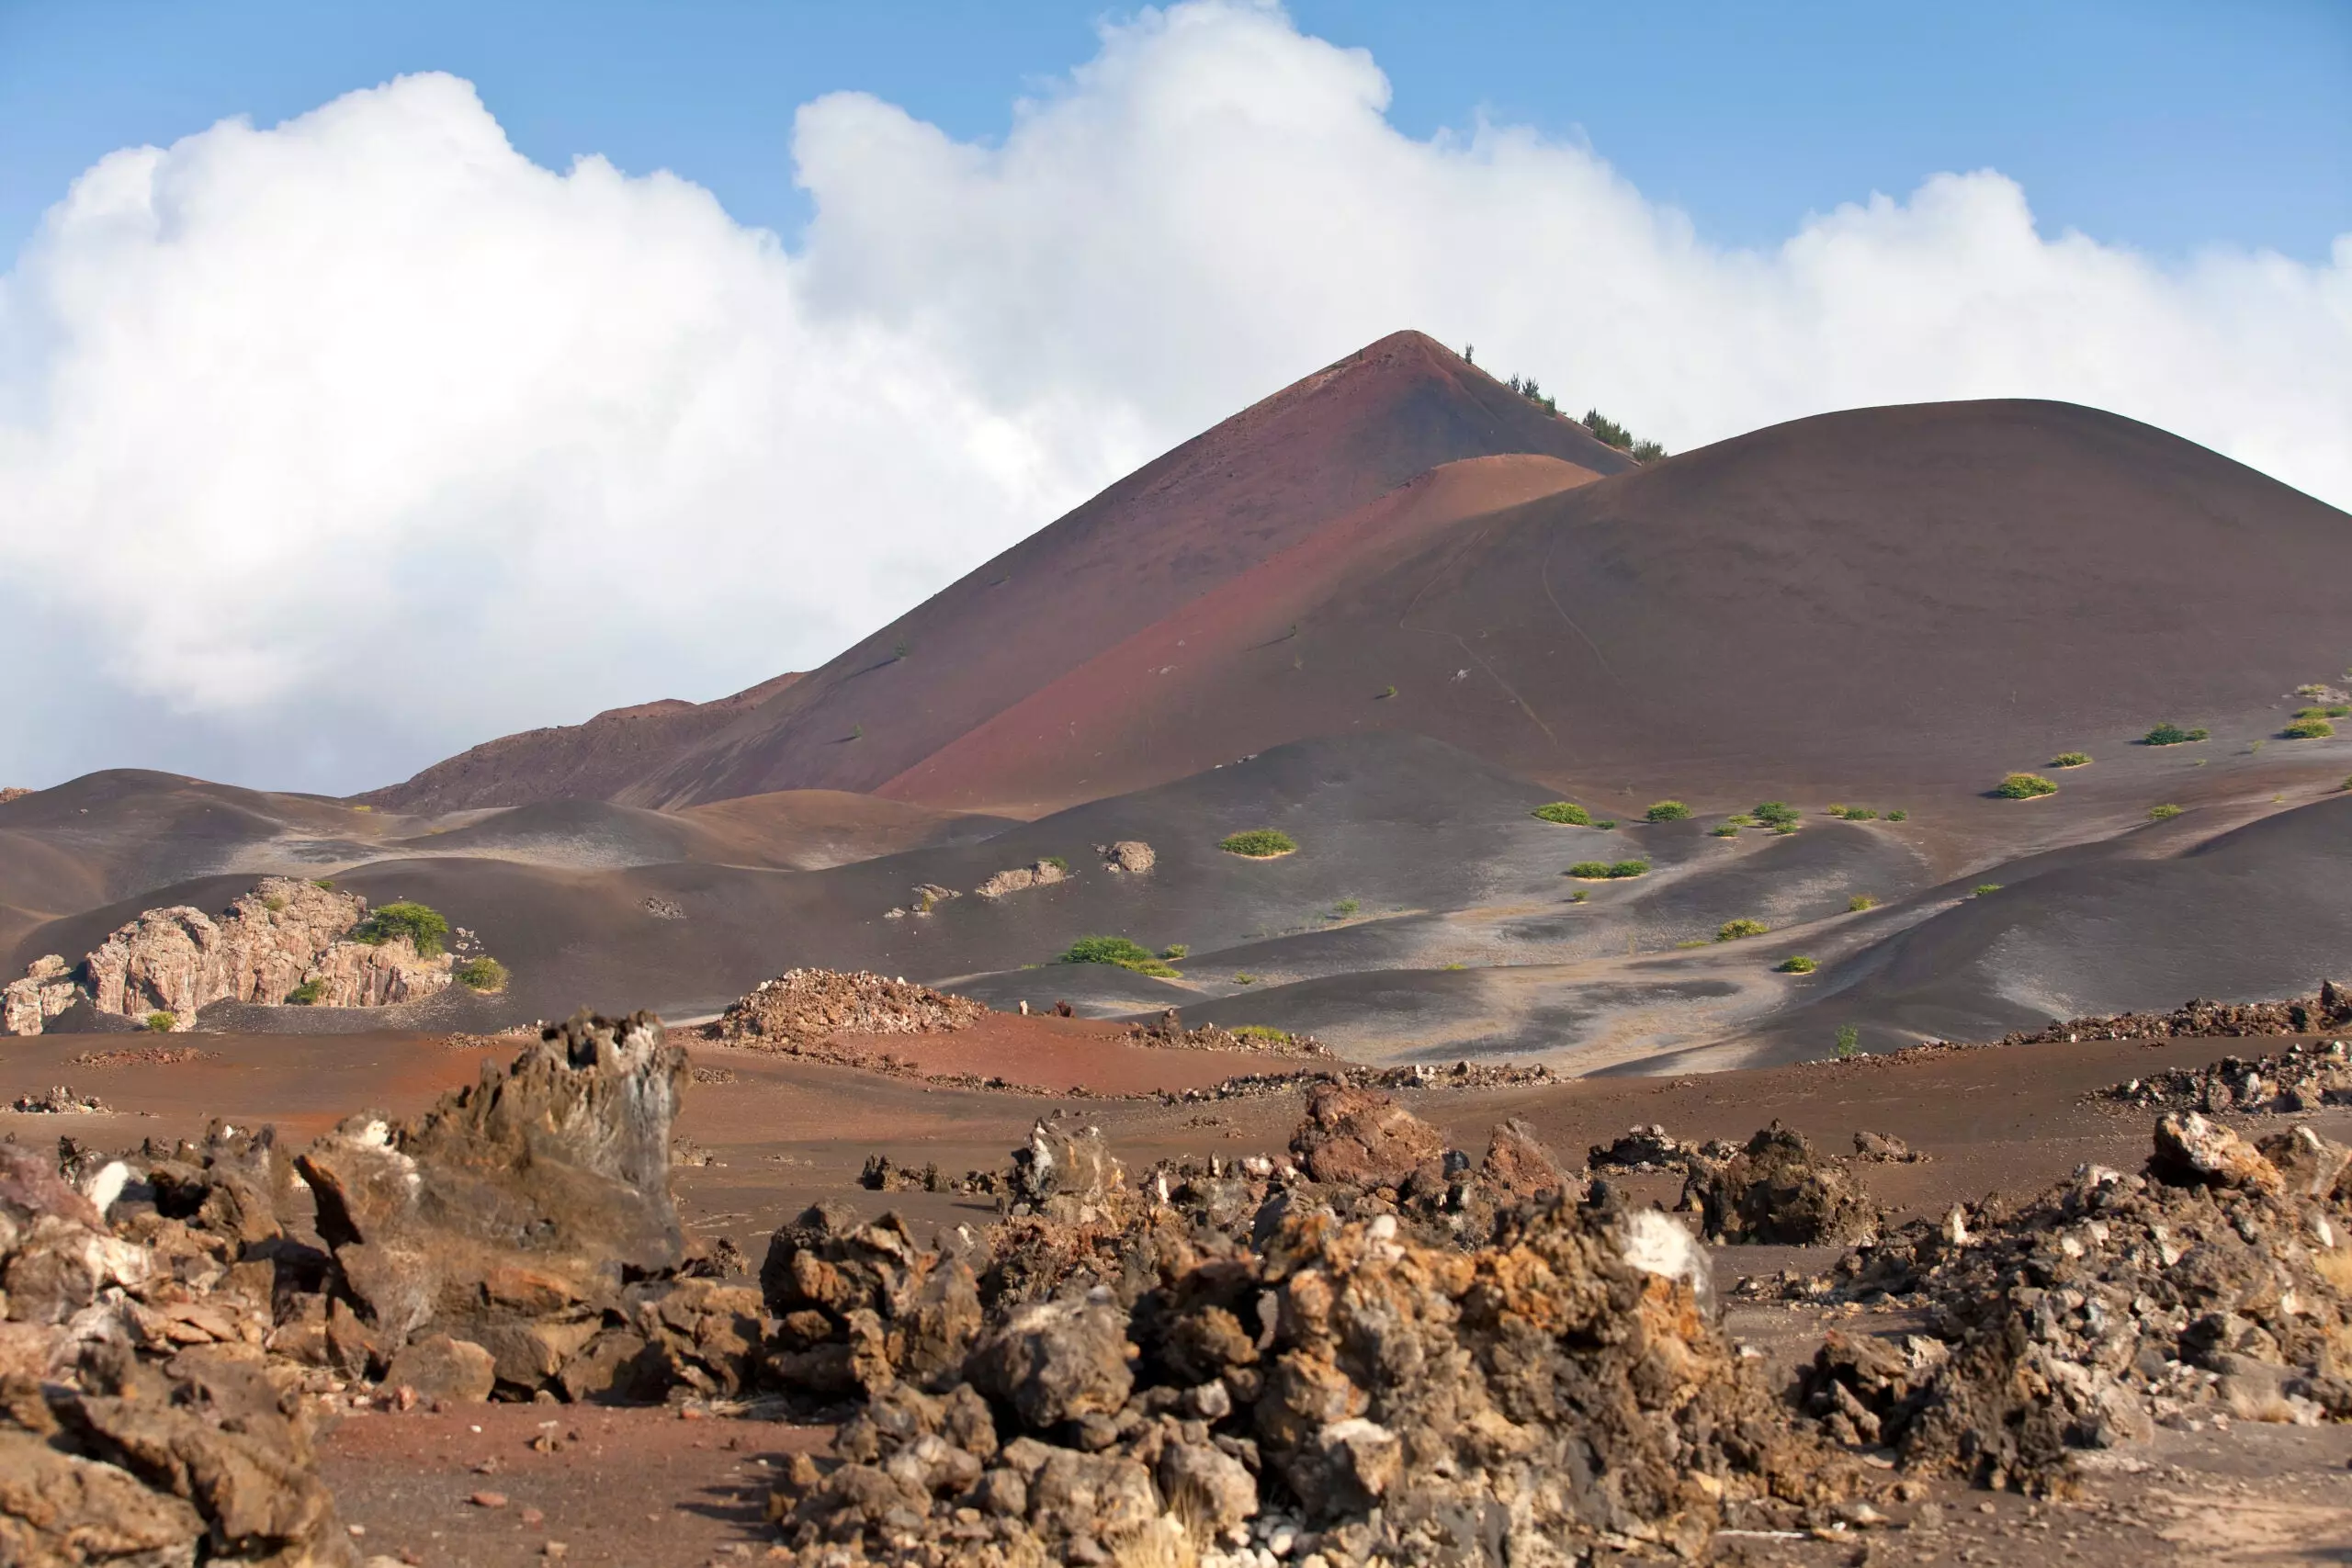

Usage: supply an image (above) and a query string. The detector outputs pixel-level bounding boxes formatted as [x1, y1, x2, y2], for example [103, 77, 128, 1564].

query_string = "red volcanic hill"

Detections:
[878, 399, 2352, 811]
[360, 332, 1632, 813]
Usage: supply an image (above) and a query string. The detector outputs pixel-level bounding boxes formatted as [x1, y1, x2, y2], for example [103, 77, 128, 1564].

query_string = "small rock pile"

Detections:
[1794, 1111, 2352, 1495]
[1157, 1057, 1564, 1108]
[1096, 840, 1155, 873]
[2101, 1037, 2352, 1114]
[1119, 1010, 1336, 1060]
[8, 1086, 112, 1114]
[761, 1092, 1866, 1565]
[1976, 980, 2352, 1049]
[1587, 1123, 1732, 1173]
[707, 970, 987, 1054]
[975, 862, 1069, 899]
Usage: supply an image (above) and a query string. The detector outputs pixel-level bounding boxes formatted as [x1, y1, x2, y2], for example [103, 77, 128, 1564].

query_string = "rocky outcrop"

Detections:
[0, 786, 28, 805]
[975, 861, 1069, 899]
[2, 955, 80, 1035]
[1683, 1122, 1882, 1245]
[5, 877, 457, 1035]
[296, 1011, 690, 1389]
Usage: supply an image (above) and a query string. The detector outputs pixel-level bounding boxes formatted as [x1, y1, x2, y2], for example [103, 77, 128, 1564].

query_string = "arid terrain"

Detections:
[5, 329, 2352, 1564]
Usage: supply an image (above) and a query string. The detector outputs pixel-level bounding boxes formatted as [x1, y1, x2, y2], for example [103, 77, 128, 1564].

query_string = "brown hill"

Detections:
[871, 398, 2352, 812]
[358, 332, 1634, 814]
[355, 672, 803, 814]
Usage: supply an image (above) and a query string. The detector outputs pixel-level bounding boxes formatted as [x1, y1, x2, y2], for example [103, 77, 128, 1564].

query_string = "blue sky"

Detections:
[5, 0, 2346, 267]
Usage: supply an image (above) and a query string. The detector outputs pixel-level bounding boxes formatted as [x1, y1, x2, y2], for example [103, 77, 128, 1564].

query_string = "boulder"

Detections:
[2150, 1111, 2283, 1193]
[1097, 841, 1156, 874]
[1685, 1123, 1881, 1245]
[967, 1293, 1136, 1431]
[1477, 1118, 1569, 1199]
[1288, 1084, 1448, 1190]
[1, 956, 82, 1038]
[381, 1334, 496, 1404]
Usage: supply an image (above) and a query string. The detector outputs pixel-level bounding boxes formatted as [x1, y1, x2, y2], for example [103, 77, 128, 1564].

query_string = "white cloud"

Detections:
[3, 0, 2346, 792]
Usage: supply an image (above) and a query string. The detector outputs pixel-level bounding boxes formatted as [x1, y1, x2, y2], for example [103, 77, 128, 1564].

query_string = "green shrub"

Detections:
[286, 980, 324, 1006]
[1710, 824, 1739, 838]
[2051, 752, 2092, 768]
[1377, 684, 1396, 700]
[1994, 773, 2058, 799]
[1675, 939, 1710, 949]
[2285, 717, 2335, 739]
[1751, 802, 1800, 827]
[351, 901, 449, 955]
[1885, 809, 1908, 822]
[1566, 861, 1612, 879]
[1220, 829, 1296, 858]
[1777, 956, 1818, 974]
[1568, 889, 1590, 903]
[311, 879, 334, 890]
[1644, 800, 1691, 822]
[1849, 894, 1878, 912]
[145, 1012, 175, 1032]
[1232, 1024, 1293, 1043]
[1061, 936, 1180, 976]
[1233, 973, 1259, 985]
[1837, 807, 1879, 821]
[2331, 705, 2352, 719]
[1041, 854, 1069, 872]
[2147, 803, 2183, 821]
[2141, 722, 2208, 746]
[1824, 803, 1847, 817]
[1724, 815, 1754, 828]
[1532, 802, 1593, 826]
[1834, 1023, 1860, 1060]
[1594, 819, 1619, 831]
[1441, 962, 1468, 971]
[1608, 860, 1650, 879]
[1160, 944, 1189, 961]
[263, 895, 287, 912]
[1329, 897, 1361, 919]
[1772, 824, 1799, 835]
[1973, 884, 2003, 897]
[1716, 919, 1769, 942]
[456, 956, 508, 992]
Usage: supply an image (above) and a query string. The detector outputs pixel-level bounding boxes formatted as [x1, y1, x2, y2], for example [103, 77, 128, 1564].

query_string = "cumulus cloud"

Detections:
[3, 0, 2346, 792]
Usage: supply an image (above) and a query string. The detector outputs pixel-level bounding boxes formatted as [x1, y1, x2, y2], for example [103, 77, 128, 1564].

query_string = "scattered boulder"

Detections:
[1685, 1122, 1881, 1245]
[1476, 1118, 1572, 1199]
[1096, 841, 1156, 874]
[1853, 1130, 1926, 1163]
[975, 862, 1069, 899]
[2147, 1111, 2281, 1192]
[9, 1086, 110, 1114]
[381, 1333, 496, 1404]
[2, 955, 81, 1037]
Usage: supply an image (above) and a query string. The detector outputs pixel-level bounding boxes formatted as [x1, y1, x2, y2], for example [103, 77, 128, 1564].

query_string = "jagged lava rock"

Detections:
[1686, 1122, 1881, 1245]
[295, 1010, 684, 1372]
[1288, 1082, 1448, 1190]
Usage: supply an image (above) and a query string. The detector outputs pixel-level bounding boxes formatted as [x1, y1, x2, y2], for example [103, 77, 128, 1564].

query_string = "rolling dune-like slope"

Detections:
[878, 399, 2352, 812]
[355, 672, 804, 814]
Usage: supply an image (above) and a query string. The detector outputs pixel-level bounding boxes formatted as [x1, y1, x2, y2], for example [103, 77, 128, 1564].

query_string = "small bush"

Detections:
[1041, 854, 1069, 872]
[2331, 705, 2352, 719]
[351, 901, 449, 955]
[263, 895, 287, 912]
[1233, 972, 1259, 985]
[456, 956, 508, 992]
[2050, 751, 2092, 768]
[1377, 684, 1396, 700]
[1824, 803, 1847, 817]
[2141, 722, 2208, 746]
[1834, 1023, 1860, 1060]
[1675, 939, 1710, 950]
[1710, 824, 1739, 837]
[1751, 802, 1800, 827]
[1724, 814, 1754, 828]
[1061, 936, 1180, 977]
[1715, 918, 1770, 942]
[1220, 829, 1297, 858]
[1442, 962, 1468, 971]
[1329, 897, 1361, 919]
[2147, 804, 2183, 821]
[1532, 802, 1593, 826]
[1232, 1024, 1293, 1043]
[1973, 884, 2003, 897]
[1160, 944, 1189, 960]
[311, 879, 334, 890]
[1608, 860, 1650, 878]
[1772, 824, 1799, 835]
[1566, 861, 1611, 879]
[1568, 889, 1590, 903]
[1849, 894, 1878, 912]
[286, 980, 324, 1006]
[1594, 819, 1619, 831]
[1837, 807, 1879, 821]
[1645, 800, 1691, 822]
[1994, 773, 2059, 799]
[1567, 859, 1648, 880]
[146, 1012, 175, 1032]
[1777, 956, 1817, 974]
[2285, 717, 2335, 739]
[1885, 809, 1908, 822]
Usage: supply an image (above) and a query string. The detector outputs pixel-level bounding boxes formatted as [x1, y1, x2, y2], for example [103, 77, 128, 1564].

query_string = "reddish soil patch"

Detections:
[319, 1401, 829, 1568]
